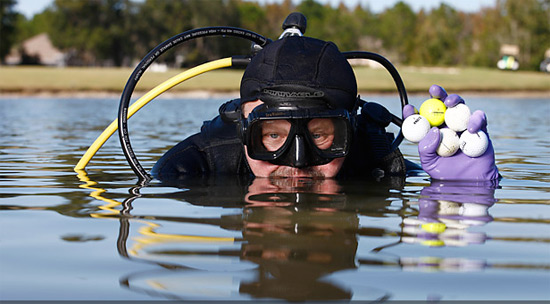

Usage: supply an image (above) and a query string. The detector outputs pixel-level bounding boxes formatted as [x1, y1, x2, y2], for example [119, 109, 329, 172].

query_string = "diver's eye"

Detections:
[260, 120, 291, 151]
[307, 118, 335, 150]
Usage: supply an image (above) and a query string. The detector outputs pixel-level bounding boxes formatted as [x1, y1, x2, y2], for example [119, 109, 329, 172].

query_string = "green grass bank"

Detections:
[1, 66, 548, 96]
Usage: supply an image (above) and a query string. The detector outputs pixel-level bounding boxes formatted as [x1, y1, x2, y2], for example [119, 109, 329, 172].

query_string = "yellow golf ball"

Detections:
[421, 222, 447, 234]
[419, 98, 447, 127]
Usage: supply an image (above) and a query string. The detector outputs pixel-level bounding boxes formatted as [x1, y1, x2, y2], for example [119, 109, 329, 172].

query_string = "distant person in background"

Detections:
[497, 55, 519, 71]
[540, 50, 550, 73]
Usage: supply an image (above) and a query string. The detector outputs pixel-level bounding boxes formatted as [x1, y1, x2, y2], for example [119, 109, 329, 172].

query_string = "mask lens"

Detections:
[260, 120, 291, 152]
[248, 118, 293, 159]
[307, 118, 335, 150]
[307, 117, 349, 157]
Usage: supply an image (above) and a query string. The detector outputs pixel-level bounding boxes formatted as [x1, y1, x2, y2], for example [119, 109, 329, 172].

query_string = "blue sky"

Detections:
[15, 0, 497, 18]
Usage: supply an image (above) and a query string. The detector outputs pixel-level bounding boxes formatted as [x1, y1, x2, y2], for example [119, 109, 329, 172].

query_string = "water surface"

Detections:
[0, 94, 549, 301]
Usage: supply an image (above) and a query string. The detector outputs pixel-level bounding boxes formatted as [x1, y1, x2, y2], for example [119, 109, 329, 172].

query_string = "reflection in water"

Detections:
[61, 234, 105, 242]
[239, 178, 359, 300]
[403, 180, 498, 248]
[77, 172, 508, 301]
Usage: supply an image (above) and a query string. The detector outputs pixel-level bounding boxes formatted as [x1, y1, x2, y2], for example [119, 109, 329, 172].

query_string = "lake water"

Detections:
[0, 94, 549, 301]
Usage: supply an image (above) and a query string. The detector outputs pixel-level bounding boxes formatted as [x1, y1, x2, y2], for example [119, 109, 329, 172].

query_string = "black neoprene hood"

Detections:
[240, 36, 358, 111]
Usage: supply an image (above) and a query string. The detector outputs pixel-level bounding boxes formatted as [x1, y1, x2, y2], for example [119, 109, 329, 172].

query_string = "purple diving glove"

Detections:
[403, 85, 500, 181]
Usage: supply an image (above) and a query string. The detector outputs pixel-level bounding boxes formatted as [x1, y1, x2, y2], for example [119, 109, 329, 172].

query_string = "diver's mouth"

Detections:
[269, 166, 326, 179]
[266, 174, 342, 195]
[270, 176, 320, 191]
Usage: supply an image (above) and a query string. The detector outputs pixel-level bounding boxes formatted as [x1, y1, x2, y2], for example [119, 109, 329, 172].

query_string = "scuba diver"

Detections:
[151, 34, 499, 182]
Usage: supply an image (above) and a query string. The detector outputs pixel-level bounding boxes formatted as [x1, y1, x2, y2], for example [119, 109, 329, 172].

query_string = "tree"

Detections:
[0, 0, 18, 63]
[377, 1, 416, 63]
[237, 1, 268, 35]
[351, 5, 384, 54]
[352, 4, 378, 38]
[131, 0, 194, 65]
[294, 0, 359, 50]
[263, 0, 294, 39]
[47, 0, 134, 66]
[14, 9, 54, 42]
[467, 6, 503, 67]
[295, 0, 328, 40]
[324, 3, 360, 51]
[410, 4, 463, 65]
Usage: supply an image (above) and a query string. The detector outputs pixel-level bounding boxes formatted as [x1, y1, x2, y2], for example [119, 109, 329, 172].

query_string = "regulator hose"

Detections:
[117, 27, 270, 181]
[75, 57, 234, 172]
[343, 51, 408, 151]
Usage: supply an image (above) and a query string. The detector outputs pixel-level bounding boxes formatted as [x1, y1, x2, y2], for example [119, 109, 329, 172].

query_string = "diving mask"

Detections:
[241, 106, 354, 168]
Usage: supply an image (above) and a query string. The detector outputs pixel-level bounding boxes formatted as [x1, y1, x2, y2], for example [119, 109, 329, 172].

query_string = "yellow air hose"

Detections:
[74, 57, 233, 171]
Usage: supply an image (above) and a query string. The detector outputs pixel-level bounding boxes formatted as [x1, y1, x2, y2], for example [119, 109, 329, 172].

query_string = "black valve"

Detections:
[282, 12, 307, 34]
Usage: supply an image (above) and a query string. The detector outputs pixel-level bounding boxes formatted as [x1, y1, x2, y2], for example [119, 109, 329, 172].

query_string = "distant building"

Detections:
[5, 33, 66, 66]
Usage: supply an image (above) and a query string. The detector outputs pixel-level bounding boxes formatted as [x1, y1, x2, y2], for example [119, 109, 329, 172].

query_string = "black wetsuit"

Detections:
[152, 101, 416, 181]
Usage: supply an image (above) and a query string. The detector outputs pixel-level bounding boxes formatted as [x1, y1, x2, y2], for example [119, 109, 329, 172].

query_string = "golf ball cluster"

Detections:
[403, 99, 489, 157]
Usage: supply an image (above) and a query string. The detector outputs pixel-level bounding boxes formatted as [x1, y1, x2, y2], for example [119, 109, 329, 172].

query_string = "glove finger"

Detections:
[419, 127, 441, 157]
[429, 85, 448, 101]
[444, 94, 465, 108]
[468, 110, 488, 133]
[403, 104, 417, 119]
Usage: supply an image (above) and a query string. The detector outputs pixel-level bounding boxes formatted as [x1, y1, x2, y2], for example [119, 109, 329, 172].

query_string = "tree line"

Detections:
[1, 0, 549, 70]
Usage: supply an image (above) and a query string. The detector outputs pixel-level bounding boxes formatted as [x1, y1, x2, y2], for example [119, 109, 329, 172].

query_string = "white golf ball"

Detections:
[436, 128, 460, 157]
[402, 114, 431, 143]
[445, 103, 471, 132]
[460, 130, 489, 157]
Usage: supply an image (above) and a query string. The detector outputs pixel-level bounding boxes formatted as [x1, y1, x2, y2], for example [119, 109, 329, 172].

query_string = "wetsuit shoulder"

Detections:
[151, 133, 209, 179]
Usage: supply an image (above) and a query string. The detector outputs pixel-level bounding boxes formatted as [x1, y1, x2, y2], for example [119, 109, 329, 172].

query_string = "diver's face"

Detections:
[242, 100, 345, 178]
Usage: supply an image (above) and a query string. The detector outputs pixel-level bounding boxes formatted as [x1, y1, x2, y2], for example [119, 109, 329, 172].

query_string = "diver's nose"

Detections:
[291, 135, 308, 168]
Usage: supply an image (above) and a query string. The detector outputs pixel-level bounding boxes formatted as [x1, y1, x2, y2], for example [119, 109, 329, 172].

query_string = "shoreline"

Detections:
[1, 89, 550, 99]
